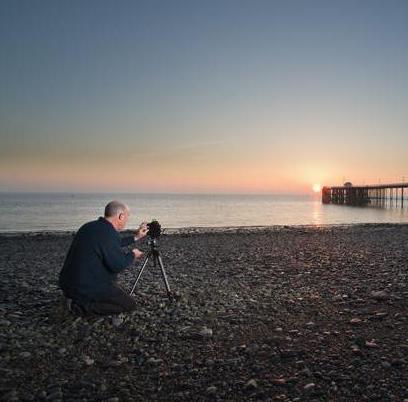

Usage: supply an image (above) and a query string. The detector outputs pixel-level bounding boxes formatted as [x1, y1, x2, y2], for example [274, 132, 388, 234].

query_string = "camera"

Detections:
[147, 220, 162, 239]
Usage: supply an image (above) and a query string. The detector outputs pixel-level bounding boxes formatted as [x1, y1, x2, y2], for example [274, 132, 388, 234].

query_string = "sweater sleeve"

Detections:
[120, 235, 135, 247]
[100, 236, 135, 273]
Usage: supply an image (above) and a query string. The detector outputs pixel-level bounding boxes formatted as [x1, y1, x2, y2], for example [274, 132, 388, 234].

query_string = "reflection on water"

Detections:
[0, 193, 408, 232]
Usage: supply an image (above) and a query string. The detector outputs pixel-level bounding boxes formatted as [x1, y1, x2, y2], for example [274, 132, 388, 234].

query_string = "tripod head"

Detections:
[147, 238, 160, 255]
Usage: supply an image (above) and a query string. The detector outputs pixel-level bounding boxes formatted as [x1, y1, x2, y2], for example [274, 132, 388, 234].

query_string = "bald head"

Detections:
[104, 200, 128, 218]
[104, 201, 130, 231]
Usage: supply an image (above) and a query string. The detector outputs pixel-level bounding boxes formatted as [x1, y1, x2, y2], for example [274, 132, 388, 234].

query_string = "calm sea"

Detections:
[0, 192, 408, 232]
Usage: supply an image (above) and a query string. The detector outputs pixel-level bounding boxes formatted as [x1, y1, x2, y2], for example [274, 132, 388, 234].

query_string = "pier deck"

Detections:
[322, 182, 408, 207]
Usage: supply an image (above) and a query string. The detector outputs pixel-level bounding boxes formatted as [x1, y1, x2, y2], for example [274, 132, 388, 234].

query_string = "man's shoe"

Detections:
[65, 297, 85, 315]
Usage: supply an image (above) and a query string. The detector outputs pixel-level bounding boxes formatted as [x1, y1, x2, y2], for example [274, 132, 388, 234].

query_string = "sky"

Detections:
[1, 0, 408, 194]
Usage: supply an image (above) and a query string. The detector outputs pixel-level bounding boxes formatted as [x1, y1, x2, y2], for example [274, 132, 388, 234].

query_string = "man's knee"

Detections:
[118, 292, 137, 312]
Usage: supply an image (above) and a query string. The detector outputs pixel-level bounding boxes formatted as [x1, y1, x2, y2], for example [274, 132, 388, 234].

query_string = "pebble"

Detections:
[350, 318, 362, 324]
[206, 386, 217, 395]
[365, 341, 378, 348]
[111, 315, 124, 327]
[304, 383, 315, 390]
[272, 378, 287, 385]
[146, 357, 163, 365]
[245, 379, 258, 390]
[83, 356, 94, 365]
[371, 290, 389, 301]
[199, 326, 213, 338]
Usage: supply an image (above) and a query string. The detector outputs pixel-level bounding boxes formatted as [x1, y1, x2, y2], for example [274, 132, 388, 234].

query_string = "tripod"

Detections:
[129, 238, 172, 300]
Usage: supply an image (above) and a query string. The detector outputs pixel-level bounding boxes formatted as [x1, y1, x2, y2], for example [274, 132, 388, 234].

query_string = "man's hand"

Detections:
[134, 222, 148, 241]
[132, 248, 144, 260]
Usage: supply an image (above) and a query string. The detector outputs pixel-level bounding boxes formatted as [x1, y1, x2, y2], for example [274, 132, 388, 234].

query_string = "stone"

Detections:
[365, 341, 378, 348]
[350, 318, 362, 324]
[304, 383, 315, 390]
[111, 314, 125, 327]
[370, 291, 389, 301]
[83, 356, 94, 365]
[146, 357, 163, 365]
[206, 386, 217, 395]
[199, 327, 213, 338]
[245, 379, 258, 390]
[272, 378, 287, 385]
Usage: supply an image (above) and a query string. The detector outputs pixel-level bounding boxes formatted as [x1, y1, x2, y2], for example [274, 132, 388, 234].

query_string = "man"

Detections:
[59, 200, 148, 315]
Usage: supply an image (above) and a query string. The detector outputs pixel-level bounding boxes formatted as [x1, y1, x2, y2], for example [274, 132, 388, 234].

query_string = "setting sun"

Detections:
[313, 184, 321, 193]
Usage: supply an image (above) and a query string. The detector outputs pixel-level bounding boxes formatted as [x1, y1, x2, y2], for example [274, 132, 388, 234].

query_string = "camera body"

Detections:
[147, 220, 162, 239]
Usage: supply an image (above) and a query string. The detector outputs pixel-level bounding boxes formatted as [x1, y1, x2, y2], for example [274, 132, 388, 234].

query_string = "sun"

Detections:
[312, 183, 321, 193]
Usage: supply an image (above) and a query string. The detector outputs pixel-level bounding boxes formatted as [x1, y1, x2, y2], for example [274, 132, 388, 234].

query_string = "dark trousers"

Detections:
[67, 286, 137, 316]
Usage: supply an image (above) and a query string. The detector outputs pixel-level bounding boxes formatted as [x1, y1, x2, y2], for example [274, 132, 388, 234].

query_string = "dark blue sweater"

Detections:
[59, 217, 135, 301]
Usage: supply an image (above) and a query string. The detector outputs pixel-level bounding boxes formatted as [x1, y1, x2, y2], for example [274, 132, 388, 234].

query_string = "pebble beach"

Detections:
[1, 224, 408, 401]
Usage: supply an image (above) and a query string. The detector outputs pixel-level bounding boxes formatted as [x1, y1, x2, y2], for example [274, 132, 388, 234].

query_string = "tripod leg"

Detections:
[157, 255, 172, 299]
[130, 253, 150, 296]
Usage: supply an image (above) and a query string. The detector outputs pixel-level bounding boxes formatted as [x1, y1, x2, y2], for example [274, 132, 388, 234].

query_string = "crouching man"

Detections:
[59, 200, 147, 315]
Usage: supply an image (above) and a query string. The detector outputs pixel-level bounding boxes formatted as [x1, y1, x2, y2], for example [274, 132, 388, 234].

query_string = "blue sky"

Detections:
[1, 0, 408, 192]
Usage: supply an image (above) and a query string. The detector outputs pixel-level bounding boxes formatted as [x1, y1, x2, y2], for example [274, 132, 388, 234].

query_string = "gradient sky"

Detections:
[1, 0, 408, 193]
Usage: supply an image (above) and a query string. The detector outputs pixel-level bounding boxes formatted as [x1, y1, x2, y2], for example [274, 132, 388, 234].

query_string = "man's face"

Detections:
[118, 208, 129, 230]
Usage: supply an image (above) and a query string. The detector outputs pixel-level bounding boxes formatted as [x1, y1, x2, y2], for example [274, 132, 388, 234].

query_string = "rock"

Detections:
[245, 379, 258, 390]
[83, 356, 94, 365]
[107, 398, 120, 402]
[206, 386, 217, 395]
[371, 291, 389, 301]
[146, 357, 163, 365]
[365, 341, 378, 348]
[199, 327, 213, 338]
[391, 359, 405, 367]
[375, 312, 388, 317]
[381, 361, 391, 369]
[350, 318, 362, 324]
[20, 351, 32, 358]
[111, 314, 124, 327]
[272, 378, 287, 385]
[304, 383, 315, 390]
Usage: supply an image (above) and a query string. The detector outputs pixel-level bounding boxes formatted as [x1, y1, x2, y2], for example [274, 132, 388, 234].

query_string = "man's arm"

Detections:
[120, 236, 135, 247]
[101, 242, 135, 273]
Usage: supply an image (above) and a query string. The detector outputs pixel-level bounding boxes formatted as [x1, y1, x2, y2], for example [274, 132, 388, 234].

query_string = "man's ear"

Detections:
[118, 213, 124, 221]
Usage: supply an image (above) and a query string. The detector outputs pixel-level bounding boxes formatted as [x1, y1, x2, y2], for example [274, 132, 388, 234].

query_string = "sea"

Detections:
[0, 192, 408, 233]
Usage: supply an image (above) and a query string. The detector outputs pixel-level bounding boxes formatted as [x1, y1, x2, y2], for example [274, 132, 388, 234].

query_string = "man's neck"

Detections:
[104, 216, 120, 231]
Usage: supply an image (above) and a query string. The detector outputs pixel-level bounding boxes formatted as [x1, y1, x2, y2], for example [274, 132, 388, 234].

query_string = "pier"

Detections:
[322, 182, 408, 208]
